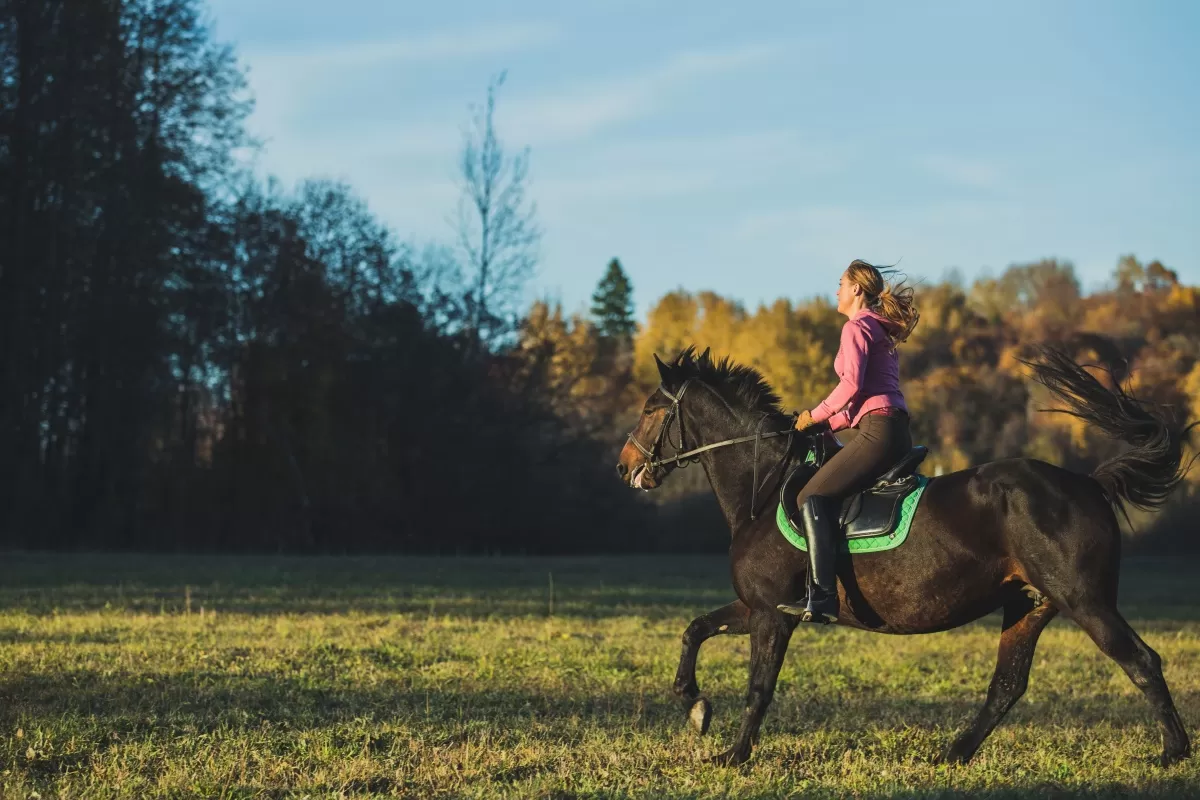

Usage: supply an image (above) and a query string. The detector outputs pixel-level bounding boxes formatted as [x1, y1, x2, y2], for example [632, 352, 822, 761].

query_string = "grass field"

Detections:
[0, 553, 1198, 799]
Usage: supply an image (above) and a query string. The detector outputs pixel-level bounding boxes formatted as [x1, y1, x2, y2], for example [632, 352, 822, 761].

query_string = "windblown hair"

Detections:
[846, 259, 921, 345]
[1022, 344, 1199, 518]
[660, 346, 782, 416]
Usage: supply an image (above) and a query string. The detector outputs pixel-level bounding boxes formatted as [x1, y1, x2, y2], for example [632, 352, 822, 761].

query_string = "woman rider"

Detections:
[777, 259, 921, 623]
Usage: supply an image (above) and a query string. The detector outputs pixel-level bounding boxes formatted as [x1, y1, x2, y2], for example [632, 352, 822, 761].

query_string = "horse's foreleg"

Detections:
[673, 599, 750, 735]
[939, 595, 1057, 765]
[674, 600, 751, 699]
[710, 609, 795, 766]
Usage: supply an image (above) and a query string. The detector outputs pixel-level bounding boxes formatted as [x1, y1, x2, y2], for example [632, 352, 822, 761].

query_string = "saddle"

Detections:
[780, 437, 929, 540]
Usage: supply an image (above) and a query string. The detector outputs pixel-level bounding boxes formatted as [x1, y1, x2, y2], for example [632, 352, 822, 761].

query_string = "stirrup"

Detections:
[800, 591, 839, 624]
[801, 607, 838, 624]
[776, 594, 839, 622]
[776, 599, 808, 616]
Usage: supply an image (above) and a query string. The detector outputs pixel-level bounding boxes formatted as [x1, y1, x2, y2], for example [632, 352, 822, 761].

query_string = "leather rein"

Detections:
[625, 379, 804, 520]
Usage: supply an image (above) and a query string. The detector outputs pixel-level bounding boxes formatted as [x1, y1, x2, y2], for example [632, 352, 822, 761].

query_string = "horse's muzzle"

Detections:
[629, 464, 659, 490]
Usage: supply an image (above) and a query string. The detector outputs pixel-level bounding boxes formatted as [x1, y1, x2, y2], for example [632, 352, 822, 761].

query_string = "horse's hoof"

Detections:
[688, 697, 712, 736]
[708, 746, 750, 767]
[935, 743, 974, 766]
[1159, 748, 1190, 768]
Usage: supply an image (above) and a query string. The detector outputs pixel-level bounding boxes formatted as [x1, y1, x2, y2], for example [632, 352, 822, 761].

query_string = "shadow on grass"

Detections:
[198, 782, 1200, 800]
[0, 663, 1191, 746]
[866, 788, 1200, 800]
[519, 785, 1200, 800]
[0, 552, 736, 618]
[1, 553, 1199, 624]
[0, 663, 1194, 797]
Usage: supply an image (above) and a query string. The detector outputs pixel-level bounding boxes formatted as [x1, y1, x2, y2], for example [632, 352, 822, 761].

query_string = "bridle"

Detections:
[625, 379, 803, 520]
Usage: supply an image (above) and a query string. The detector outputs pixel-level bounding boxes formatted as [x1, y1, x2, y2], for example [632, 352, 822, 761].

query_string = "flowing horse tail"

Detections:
[1023, 344, 1199, 519]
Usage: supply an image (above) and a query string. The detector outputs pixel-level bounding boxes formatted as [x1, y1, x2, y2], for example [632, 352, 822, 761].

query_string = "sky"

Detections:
[206, 0, 1200, 318]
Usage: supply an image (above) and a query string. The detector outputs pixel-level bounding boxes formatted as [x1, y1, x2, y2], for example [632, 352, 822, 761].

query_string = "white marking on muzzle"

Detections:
[632, 465, 646, 489]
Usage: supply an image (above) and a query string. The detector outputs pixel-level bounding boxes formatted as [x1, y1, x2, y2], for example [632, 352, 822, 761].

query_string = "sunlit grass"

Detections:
[0, 554, 1197, 798]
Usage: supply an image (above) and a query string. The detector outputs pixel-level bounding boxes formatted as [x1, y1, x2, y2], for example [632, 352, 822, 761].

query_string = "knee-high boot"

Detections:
[778, 495, 840, 622]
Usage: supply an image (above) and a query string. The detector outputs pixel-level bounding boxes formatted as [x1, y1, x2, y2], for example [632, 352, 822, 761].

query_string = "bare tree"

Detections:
[455, 71, 541, 351]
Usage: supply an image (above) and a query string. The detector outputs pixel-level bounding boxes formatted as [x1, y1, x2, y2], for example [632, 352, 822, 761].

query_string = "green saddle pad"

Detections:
[776, 475, 930, 554]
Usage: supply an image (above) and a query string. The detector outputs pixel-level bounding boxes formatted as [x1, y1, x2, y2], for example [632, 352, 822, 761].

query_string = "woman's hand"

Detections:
[794, 410, 815, 431]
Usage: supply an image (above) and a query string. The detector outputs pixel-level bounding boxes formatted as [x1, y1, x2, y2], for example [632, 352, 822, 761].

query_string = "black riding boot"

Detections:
[777, 495, 840, 623]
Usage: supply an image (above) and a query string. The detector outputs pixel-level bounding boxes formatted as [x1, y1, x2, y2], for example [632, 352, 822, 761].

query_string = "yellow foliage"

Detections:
[631, 292, 843, 411]
[518, 300, 609, 423]
[908, 282, 972, 346]
[1166, 283, 1200, 313]
[1182, 363, 1200, 487]
[1186, 363, 1200, 422]
[1079, 296, 1131, 337]
[633, 291, 701, 390]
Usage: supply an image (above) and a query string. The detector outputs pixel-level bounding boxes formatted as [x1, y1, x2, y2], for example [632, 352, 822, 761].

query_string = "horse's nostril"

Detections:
[616, 463, 628, 478]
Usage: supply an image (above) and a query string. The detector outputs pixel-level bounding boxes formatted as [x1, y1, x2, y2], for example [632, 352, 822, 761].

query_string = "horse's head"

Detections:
[617, 353, 692, 491]
[617, 346, 796, 495]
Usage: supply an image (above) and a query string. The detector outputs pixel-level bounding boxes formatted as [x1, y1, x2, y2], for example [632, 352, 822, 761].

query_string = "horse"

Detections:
[615, 345, 1194, 767]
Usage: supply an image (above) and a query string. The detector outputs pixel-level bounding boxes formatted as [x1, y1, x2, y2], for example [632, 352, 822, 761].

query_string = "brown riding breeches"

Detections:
[797, 411, 913, 506]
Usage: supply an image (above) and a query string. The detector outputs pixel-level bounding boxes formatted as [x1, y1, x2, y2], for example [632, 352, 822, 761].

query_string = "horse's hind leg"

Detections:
[1065, 602, 1190, 767]
[939, 594, 1058, 765]
[673, 599, 750, 734]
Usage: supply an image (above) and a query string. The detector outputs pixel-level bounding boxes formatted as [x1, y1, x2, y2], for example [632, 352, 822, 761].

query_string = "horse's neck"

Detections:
[693, 412, 795, 534]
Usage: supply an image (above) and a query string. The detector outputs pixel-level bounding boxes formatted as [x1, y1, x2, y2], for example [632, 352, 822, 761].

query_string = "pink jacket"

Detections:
[809, 308, 908, 432]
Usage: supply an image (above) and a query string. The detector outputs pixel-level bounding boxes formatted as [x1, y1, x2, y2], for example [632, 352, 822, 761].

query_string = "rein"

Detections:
[626, 379, 801, 520]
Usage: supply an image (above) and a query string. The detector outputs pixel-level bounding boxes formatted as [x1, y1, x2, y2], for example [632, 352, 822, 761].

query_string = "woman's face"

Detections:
[836, 270, 859, 316]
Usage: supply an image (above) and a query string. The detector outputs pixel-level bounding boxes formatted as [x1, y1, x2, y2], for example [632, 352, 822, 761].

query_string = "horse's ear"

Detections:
[653, 352, 669, 381]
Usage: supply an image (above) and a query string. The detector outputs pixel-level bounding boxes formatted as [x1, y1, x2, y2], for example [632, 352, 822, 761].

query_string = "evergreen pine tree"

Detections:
[590, 258, 637, 344]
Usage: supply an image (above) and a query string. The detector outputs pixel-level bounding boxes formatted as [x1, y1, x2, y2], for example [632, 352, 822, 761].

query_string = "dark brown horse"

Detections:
[616, 345, 1194, 767]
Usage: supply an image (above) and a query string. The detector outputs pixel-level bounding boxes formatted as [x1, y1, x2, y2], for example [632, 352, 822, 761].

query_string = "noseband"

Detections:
[626, 379, 801, 520]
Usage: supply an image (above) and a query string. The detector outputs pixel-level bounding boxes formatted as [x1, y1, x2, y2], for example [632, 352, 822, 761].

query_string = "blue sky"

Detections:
[207, 0, 1200, 317]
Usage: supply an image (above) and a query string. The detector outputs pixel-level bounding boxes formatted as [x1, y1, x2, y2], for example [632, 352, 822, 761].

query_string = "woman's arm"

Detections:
[809, 319, 869, 426]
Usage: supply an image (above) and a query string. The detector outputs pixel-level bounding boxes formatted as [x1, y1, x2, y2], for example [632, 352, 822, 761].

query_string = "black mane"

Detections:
[660, 346, 783, 416]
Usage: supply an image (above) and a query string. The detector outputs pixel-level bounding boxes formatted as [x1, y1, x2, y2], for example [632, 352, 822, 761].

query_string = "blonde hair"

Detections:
[845, 259, 920, 345]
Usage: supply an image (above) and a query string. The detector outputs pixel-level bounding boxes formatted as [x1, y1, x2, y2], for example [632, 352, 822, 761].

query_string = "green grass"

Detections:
[0, 553, 1198, 799]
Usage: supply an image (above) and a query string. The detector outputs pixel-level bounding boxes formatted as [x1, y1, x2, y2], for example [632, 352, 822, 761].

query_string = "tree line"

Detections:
[2, 0, 1195, 554]
[0, 0, 646, 553]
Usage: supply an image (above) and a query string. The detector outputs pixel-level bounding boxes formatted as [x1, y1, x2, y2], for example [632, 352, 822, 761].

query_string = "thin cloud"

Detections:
[919, 154, 1001, 189]
[248, 44, 787, 180]
[731, 202, 1031, 275]
[538, 170, 716, 204]
[241, 23, 560, 135]
[247, 23, 561, 73]
[498, 43, 781, 144]
[582, 130, 850, 184]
